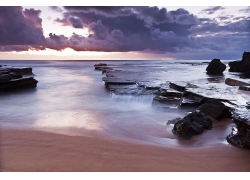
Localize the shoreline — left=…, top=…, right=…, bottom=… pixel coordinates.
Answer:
left=1, top=128, right=250, bottom=172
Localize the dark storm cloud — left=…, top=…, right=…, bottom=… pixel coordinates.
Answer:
left=69, top=17, right=83, bottom=28
left=0, top=45, right=45, bottom=52
left=201, top=6, right=225, bottom=14
left=0, top=6, right=249, bottom=60
left=0, top=6, right=45, bottom=51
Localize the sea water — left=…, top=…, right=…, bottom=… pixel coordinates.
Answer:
left=0, top=60, right=249, bottom=147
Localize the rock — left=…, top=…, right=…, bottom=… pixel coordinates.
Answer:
left=0, top=77, right=38, bottom=91
left=227, top=105, right=250, bottom=149
left=240, top=71, right=250, bottom=79
left=9, top=67, right=33, bottom=74
left=197, top=99, right=231, bottom=120
left=225, top=78, right=250, bottom=86
left=239, top=86, right=250, bottom=91
left=166, top=118, right=181, bottom=125
left=158, top=87, right=183, bottom=98
left=172, top=110, right=213, bottom=139
left=180, top=92, right=204, bottom=106
left=184, top=83, right=237, bottom=103
left=229, top=52, right=250, bottom=72
left=206, top=59, right=226, bottom=74
left=102, top=77, right=136, bottom=85
left=169, top=81, right=187, bottom=92
left=0, top=66, right=38, bottom=91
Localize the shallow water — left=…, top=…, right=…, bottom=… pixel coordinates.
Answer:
left=0, top=60, right=249, bottom=147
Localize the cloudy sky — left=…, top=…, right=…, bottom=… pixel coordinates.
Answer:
left=0, top=2, right=249, bottom=60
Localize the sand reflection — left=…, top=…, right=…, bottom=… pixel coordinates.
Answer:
left=34, top=109, right=105, bottom=131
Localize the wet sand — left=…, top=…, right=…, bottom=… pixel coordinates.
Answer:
left=1, top=129, right=250, bottom=172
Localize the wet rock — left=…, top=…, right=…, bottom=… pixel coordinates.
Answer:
left=169, top=81, right=187, bottom=92
left=185, top=83, right=242, bottom=104
left=240, top=71, right=250, bottom=79
left=102, top=77, right=136, bottom=85
left=229, top=52, right=250, bottom=72
left=158, top=87, right=183, bottom=98
left=0, top=74, right=11, bottom=83
left=0, top=77, right=38, bottom=91
left=225, top=78, right=250, bottom=86
left=109, top=84, right=157, bottom=95
left=0, top=66, right=38, bottom=91
left=9, top=67, right=33, bottom=74
left=180, top=92, right=204, bottom=106
left=206, top=59, right=226, bottom=74
left=197, top=99, right=231, bottom=120
left=227, top=105, right=250, bottom=149
left=239, top=86, right=250, bottom=91
left=166, top=118, right=181, bottom=125
left=172, top=110, right=213, bottom=139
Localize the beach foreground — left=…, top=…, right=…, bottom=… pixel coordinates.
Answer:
left=1, top=129, right=249, bottom=172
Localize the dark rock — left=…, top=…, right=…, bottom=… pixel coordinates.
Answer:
left=239, top=86, right=250, bottom=91
left=0, top=77, right=38, bottom=91
left=180, top=92, right=204, bottom=106
left=102, top=77, right=136, bottom=85
left=9, top=72, right=23, bottom=79
left=240, top=71, right=250, bottom=79
left=172, top=110, right=213, bottom=139
left=206, top=59, right=226, bottom=74
left=94, top=63, right=107, bottom=67
left=227, top=105, right=250, bottom=149
left=9, top=67, right=32, bottom=74
left=197, top=99, right=231, bottom=120
left=158, top=87, right=183, bottom=98
left=169, top=81, right=187, bottom=92
left=166, top=118, right=181, bottom=125
left=229, top=52, right=250, bottom=72
left=225, top=78, right=250, bottom=86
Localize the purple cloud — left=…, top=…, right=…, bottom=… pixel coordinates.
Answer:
left=0, top=7, right=45, bottom=46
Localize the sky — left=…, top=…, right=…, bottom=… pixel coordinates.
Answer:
left=0, top=1, right=249, bottom=60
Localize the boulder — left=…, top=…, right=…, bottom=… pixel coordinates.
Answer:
left=197, top=99, right=231, bottom=120
left=206, top=59, right=226, bottom=74
left=172, top=110, right=213, bottom=139
left=227, top=105, right=250, bottom=149
left=229, top=52, right=250, bottom=72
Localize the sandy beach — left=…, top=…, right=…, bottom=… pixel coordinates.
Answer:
left=1, top=129, right=250, bottom=172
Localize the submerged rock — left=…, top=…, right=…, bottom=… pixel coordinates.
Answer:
left=225, top=78, right=250, bottom=86
left=172, top=110, right=213, bottom=139
left=206, top=59, right=226, bottom=74
left=197, top=99, right=231, bottom=120
left=227, top=105, right=250, bottom=149
left=229, top=52, right=250, bottom=72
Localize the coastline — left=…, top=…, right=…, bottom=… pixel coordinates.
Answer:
left=1, top=128, right=250, bottom=172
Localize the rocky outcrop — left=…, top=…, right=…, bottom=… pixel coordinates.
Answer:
left=227, top=105, right=250, bottom=149
left=197, top=99, right=231, bottom=120
left=229, top=52, right=250, bottom=72
left=172, top=110, right=213, bottom=139
left=0, top=66, right=38, bottom=91
left=206, top=59, right=226, bottom=74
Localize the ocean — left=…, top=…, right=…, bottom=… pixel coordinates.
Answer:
left=1, top=60, right=249, bottom=147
